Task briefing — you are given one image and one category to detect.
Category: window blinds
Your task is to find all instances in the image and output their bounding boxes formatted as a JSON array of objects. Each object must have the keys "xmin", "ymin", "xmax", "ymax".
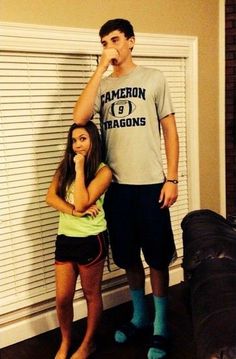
[{"xmin": 0, "ymin": 51, "xmax": 188, "ymax": 319}]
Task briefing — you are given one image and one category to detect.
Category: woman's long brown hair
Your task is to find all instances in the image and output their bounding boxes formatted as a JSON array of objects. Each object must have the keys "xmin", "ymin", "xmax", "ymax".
[{"xmin": 56, "ymin": 121, "xmax": 102, "ymax": 199}]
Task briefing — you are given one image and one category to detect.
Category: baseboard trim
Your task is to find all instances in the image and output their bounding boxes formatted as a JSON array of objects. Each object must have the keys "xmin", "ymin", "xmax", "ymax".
[{"xmin": 0, "ymin": 266, "xmax": 183, "ymax": 348}]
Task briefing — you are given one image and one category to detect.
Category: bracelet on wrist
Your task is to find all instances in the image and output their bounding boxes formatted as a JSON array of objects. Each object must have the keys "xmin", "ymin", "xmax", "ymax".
[{"xmin": 166, "ymin": 179, "xmax": 178, "ymax": 184}]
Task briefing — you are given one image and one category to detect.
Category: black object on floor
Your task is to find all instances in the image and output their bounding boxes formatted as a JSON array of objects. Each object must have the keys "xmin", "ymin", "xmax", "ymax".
[{"xmin": 181, "ymin": 209, "xmax": 236, "ymax": 359}]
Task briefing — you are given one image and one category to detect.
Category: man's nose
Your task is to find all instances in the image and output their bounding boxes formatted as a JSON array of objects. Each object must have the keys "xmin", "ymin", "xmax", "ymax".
[{"xmin": 106, "ymin": 42, "xmax": 114, "ymax": 49}]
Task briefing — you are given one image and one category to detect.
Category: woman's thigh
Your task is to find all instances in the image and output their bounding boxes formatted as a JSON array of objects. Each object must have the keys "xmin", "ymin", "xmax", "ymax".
[
  {"xmin": 55, "ymin": 262, "xmax": 78, "ymax": 302},
  {"xmin": 79, "ymin": 260, "xmax": 105, "ymax": 297}
]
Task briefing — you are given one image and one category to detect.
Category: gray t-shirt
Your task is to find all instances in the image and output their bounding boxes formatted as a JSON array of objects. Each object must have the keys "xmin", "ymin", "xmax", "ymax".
[{"xmin": 94, "ymin": 65, "xmax": 174, "ymax": 184}]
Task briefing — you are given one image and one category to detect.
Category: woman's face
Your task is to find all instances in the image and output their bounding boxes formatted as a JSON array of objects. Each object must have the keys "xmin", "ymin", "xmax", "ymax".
[{"xmin": 72, "ymin": 128, "xmax": 91, "ymax": 157}]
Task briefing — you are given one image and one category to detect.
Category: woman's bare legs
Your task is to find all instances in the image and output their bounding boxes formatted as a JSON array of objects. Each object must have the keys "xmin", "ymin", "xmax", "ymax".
[
  {"xmin": 55, "ymin": 262, "xmax": 78, "ymax": 359},
  {"xmin": 70, "ymin": 259, "xmax": 105, "ymax": 359}
]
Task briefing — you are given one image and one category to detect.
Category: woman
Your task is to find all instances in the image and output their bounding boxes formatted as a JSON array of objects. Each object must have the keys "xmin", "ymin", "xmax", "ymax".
[{"xmin": 46, "ymin": 121, "xmax": 112, "ymax": 359}]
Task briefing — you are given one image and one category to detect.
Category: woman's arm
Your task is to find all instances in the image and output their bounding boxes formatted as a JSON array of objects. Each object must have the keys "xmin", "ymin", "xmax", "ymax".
[
  {"xmin": 73, "ymin": 155, "xmax": 112, "ymax": 212},
  {"xmin": 46, "ymin": 172, "xmax": 75, "ymax": 215},
  {"xmin": 46, "ymin": 172, "xmax": 95, "ymax": 217}
]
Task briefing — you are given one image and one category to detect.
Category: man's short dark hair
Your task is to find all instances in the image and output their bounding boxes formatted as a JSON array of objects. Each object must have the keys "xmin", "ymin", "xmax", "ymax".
[{"xmin": 99, "ymin": 18, "xmax": 135, "ymax": 39}]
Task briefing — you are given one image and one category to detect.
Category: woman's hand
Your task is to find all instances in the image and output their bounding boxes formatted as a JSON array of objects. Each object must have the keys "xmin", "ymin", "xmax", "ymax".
[
  {"xmin": 73, "ymin": 204, "xmax": 100, "ymax": 218},
  {"xmin": 84, "ymin": 204, "xmax": 100, "ymax": 217},
  {"xmin": 73, "ymin": 153, "xmax": 85, "ymax": 172}
]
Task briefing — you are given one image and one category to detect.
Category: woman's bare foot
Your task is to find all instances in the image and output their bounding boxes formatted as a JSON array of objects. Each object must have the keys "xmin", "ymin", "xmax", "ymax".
[
  {"xmin": 55, "ymin": 341, "xmax": 71, "ymax": 359},
  {"xmin": 70, "ymin": 341, "xmax": 96, "ymax": 359}
]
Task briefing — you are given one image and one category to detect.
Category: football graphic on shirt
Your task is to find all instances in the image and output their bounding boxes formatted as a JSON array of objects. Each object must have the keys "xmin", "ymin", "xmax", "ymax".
[{"xmin": 109, "ymin": 100, "xmax": 136, "ymax": 118}]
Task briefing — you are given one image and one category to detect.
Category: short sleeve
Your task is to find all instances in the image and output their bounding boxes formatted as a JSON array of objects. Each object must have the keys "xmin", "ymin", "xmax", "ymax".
[{"xmin": 155, "ymin": 71, "xmax": 175, "ymax": 120}]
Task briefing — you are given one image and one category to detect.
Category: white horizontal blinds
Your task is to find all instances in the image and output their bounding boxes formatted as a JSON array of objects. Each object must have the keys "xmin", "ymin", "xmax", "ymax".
[
  {"xmin": 134, "ymin": 56, "xmax": 188, "ymax": 258},
  {"xmin": 0, "ymin": 52, "xmax": 99, "ymax": 315}
]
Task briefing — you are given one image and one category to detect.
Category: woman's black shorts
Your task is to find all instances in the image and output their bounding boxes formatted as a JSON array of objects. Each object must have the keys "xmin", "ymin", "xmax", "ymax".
[
  {"xmin": 55, "ymin": 231, "xmax": 108, "ymax": 266},
  {"xmin": 104, "ymin": 183, "xmax": 177, "ymax": 270}
]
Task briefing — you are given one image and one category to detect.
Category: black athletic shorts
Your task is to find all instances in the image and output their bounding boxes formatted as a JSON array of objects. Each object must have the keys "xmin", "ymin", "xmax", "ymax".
[
  {"xmin": 55, "ymin": 231, "xmax": 108, "ymax": 266},
  {"xmin": 104, "ymin": 183, "xmax": 177, "ymax": 270}
]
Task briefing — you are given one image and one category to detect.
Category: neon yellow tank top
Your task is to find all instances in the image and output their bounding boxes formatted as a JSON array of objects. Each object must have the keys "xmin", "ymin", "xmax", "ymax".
[{"xmin": 58, "ymin": 163, "xmax": 107, "ymax": 237}]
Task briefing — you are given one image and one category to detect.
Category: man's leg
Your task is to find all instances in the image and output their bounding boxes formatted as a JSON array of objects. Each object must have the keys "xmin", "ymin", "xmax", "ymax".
[
  {"xmin": 137, "ymin": 184, "xmax": 175, "ymax": 358},
  {"xmin": 148, "ymin": 267, "xmax": 169, "ymax": 359},
  {"xmin": 114, "ymin": 260, "xmax": 150, "ymax": 343}
]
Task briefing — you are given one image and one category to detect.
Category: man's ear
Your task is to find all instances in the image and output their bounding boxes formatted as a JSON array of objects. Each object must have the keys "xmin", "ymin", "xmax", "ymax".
[{"xmin": 128, "ymin": 36, "xmax": 135, "ymax": 50}]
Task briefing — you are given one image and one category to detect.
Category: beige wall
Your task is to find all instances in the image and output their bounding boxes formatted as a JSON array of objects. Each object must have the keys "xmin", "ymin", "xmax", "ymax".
[{"xmin": 0, "ymin": 0, "xmax": 220, "ymax": 212}]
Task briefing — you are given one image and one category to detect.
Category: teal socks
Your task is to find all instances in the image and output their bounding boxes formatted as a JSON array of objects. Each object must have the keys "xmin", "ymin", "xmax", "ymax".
[
  {"xmin": 148, "ymin": 295, "xmax": 168, "ymax": 359},
  {"xmin": 153, "ymin": 295, "xmax": 168, "ymax": 336},
  {"xmin": 114, "ymin": 288, "xmax": 149, "ymax": 343},
  {"xmin": 130, "ymin": 288, "xmax": 150, "ymax": 328}
]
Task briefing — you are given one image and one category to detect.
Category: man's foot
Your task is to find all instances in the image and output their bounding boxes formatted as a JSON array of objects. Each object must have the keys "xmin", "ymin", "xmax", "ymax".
[
  {"xmin": 114, "ymin": 321, "xmax": 151, "ymax": 344},
  {"xmin": 147, "ymin": 335, "xmax": 169, "ymax": 359},
  {"xmin": 70, "ymin": 341, "xmax": 96, "ymax": 359}
]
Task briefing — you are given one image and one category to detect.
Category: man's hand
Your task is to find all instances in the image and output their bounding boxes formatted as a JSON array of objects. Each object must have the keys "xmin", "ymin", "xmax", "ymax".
[
  {"xmin": 159, "ymin": 182, "xmax": 178, "ymax": 209},
  {"xmin": 99, "ymin": 48, "xmax": 119, "ymax": 71}
]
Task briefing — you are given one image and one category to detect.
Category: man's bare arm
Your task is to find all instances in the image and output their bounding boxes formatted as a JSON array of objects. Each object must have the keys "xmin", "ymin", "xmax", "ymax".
[{"xmin": 73, "ymin": 48, "xmax": 119, "ymax": 125}]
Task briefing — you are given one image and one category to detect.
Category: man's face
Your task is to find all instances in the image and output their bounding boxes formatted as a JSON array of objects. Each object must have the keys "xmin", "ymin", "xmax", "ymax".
[{"xmin": 101, "ymin": 30, "xmax": 135, "ymax": 66}]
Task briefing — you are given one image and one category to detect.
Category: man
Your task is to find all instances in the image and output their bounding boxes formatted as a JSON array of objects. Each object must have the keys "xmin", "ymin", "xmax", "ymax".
[{"xmin": 73, "ymin": 18, "xmax": 179, "ymax": 359}]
